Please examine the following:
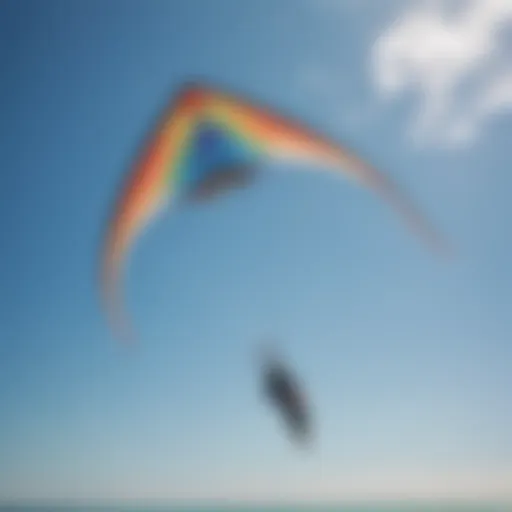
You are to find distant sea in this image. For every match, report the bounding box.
[1,504,511,512]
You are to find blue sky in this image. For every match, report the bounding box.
[1,0,511,504]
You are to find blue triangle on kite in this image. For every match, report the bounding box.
[178,120,260,195]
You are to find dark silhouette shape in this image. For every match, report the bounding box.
[260,346,312,447]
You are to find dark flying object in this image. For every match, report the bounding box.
[260,346,312,447]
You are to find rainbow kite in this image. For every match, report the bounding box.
[101,82,447,342]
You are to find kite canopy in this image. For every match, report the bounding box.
[101,81,448,343]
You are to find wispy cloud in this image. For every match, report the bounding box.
[371,0,512,147]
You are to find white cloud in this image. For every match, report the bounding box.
[371,0,512,147]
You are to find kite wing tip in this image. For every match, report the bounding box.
[100,281,138,346]
[109,307,139,346]
[107,317,138,347]
[118,324,138,346]
[428,230,457,262]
